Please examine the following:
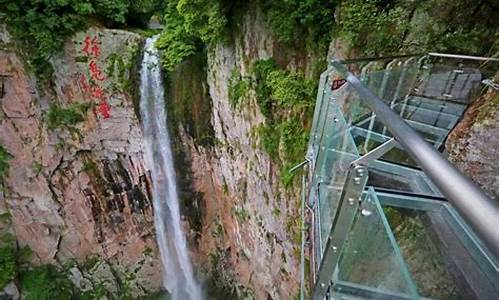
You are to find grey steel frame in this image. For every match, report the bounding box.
[331,60,499,255]
[311,164,369,299]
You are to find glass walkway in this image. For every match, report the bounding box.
[299,53,499,300]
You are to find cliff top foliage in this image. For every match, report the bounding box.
[0,0,161,79]
[338,0,499,56]
[1,0,497,74]
[156,0,498,71]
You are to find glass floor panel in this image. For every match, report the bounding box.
[378,192,499,300]
[329,190,498,300]
[335,188,418,298]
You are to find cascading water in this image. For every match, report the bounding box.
[139,35,202,300]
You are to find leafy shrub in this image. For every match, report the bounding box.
[338,0,498,56]
[94,0,129,24]
[21,265,75,300]
[0,241,32,290]
[0,0,159,81]
[267,70,316,109]
[258,124,280,161]
[1,1,93,60]
[176,0,227,44]
[262,0,337,51]
[279,118,309,164]
[0,145,11,181]
[156,1,199,71]
[250,59,316,187]
[0,245,16,289]
[338,0,412,55]
[250,59,279,119]
[46,103,90,130]
[228,68,251,107]
[156,0,227,70]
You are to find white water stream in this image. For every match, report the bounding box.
[139,35,202,300]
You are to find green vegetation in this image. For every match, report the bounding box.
[31,162,44,176]
[0,233,32,291]
[338,0,411,56]
[231,206,249,223]
[0,145,11,182]
[338,0,499,56]
[0,0,160,82]
[0,0,160,58]
[156,0,227,71]
[156,1,197,71]
[46,103,90,130]
[21,265,74,300]
[262,0,337,52]
[0,244,16,289]
[250,59,315,187]
[228,68,251,108]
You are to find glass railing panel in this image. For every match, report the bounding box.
[414,64,482,103]
[309,67,335,155]
[316,106,361,253]
[308,68,363,256]
[351,132,418,168]
[393,103,460,130]
[316,183,343,250]
[335,188,419,298]
[378,192,499,300]
[397,96,466,116]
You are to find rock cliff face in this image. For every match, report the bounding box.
[0,26,161,297]
[168,6,322,299]
[446,80,499,200]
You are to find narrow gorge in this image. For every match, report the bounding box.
[0,0,497,299]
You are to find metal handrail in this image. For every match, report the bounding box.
[337,53,423,64]
[428,52,499,61]
[331,60,499,256]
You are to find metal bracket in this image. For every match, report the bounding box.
[352,138,399,166]
[290,159,310,173]
[311,164,368,300]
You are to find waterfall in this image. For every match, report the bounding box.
[139,35,202,300]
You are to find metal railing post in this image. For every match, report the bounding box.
[311,164,368,300]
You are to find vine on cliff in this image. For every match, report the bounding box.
[251,59,316,188]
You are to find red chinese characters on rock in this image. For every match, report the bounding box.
[82,36,101,58]
[97,101,111,119]
[80,34,111,119]
[79,74,91,94]
[89,61,105,81]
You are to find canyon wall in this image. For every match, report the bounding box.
[446,80,499,200]
[0,25,162,298]
[168,4,322,299]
